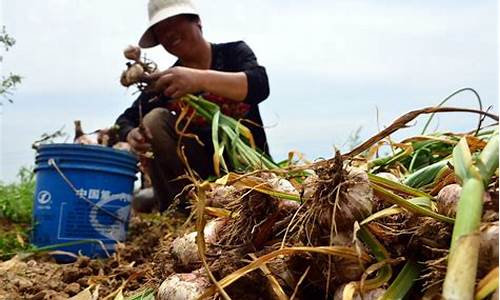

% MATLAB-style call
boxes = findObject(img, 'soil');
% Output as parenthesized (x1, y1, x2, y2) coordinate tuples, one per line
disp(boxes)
(0, 212, 191, 299)
(1, 188, 497, 299)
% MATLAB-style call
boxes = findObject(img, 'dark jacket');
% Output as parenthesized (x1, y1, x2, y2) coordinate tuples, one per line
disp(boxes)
(115, 41, 270, 154)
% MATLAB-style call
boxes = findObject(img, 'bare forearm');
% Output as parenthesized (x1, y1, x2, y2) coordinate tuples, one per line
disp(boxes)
(146, 66, 250, 101)
(196, 70, 248, 102)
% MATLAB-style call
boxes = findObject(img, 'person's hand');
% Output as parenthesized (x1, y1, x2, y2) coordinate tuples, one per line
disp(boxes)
(148, 66, 204, 98)
(126, 127, 152, 154)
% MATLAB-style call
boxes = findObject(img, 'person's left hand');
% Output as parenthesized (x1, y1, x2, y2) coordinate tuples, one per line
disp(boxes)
(147, 66, 203, 99)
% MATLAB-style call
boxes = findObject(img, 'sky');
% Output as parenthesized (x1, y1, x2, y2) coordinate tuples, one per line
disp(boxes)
(0, 0, 498, 182)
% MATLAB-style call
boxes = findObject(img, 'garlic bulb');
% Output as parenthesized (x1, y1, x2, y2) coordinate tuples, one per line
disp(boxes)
(206, 185, 237, 208)
(126, 63, 144, 84)
(120, 63, 144, 87)
(437, 184, 492, 218)
(333, 285, 386, 300)
(123, 45, 141, 61)
(317, 167, 373, 231)
(158, 269, 210, 300)
(302, 173, 318, 201)
(478, 222, 499, 277)
(269, 175, 299, 196)
(172, 232, 199, 267)
(172, 219, 226, 268)
(375, 172, 400, 182)
(436, 184, 462, 218)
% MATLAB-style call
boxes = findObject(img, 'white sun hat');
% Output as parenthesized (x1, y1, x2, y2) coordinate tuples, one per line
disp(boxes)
(139, 0, 199, 48)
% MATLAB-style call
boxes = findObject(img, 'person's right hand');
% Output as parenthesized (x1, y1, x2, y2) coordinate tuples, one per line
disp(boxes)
(126, 127, 152, 154)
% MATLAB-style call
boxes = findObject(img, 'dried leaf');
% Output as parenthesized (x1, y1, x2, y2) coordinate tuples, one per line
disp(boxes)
(70, 286, 94, 300)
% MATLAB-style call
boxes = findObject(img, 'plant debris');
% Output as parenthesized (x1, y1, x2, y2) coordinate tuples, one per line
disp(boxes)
(2, 54, 498, 300)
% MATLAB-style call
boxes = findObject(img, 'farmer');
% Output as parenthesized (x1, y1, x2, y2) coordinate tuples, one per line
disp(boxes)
(115, 0, 270, 212)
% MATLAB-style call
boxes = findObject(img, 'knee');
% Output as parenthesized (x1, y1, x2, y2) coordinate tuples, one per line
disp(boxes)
(142, 108, 179, 153)
(142, 108, 170, 135)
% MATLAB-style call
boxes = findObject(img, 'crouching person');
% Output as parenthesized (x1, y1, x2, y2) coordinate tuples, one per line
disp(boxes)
(115, 0, 270, 212)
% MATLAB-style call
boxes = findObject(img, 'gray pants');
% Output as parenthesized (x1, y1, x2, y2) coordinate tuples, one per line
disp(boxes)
(142, 108, 214, 211)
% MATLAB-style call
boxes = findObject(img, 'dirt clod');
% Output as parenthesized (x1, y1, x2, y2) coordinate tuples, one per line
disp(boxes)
(0, 213, 186, 299)
(64, 282, 81, 296)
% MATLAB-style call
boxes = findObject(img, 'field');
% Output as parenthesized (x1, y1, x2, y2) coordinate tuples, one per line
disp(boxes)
(0, 103, 498, 300)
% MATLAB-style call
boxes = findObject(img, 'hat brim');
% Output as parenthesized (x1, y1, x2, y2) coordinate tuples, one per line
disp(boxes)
(139, 4, 198, 48)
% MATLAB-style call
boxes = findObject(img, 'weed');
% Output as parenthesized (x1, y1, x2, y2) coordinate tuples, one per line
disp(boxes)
(0, 167, 35, 258)
(0, 166, 35, 223)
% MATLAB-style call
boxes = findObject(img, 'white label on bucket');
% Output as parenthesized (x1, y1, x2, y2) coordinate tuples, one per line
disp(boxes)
(37, 190, 52, 205)
(76, 188, 87, 198)
(89, 192, 132, 241)
(57, 193, 131, 242)
(100, 190, 111, 200)
(88, 189, 100, 200)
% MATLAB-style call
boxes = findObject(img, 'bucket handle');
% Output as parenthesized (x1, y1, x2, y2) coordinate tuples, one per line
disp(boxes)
(48, 158, 127, 223)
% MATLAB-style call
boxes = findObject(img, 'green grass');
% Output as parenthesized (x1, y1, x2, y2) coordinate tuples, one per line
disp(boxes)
(0, 167, 35, 258)
(0, 167, 34, 223)
(0, 224, 31, 258)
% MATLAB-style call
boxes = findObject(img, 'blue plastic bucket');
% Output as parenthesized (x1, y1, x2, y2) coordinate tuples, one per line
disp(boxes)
(32, 144, 138, 261)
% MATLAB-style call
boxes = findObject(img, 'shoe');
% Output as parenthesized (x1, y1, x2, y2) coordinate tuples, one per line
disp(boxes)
(132, 187, 158, 213)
